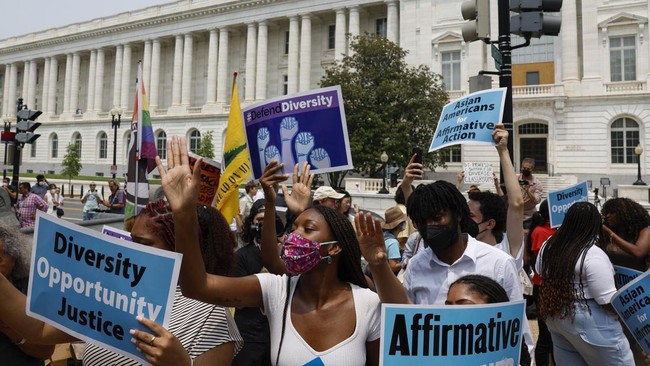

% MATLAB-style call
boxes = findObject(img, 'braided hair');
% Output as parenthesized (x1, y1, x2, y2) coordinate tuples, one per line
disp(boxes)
(601, 197, 650, 243)
(406, 181, 478, 236)
(309, 205, 368, 288)
(450, 274, 509, 303)
(539, 202, 601, 320)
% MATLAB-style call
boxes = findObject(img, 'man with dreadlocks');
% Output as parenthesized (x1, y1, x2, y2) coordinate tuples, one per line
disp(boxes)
(536, 202, 633, 365)
(601, 197, 650, 272)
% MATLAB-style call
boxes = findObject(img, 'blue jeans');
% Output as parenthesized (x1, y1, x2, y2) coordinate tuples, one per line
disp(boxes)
(82, 211, 98, 221)
(545, 299, 633, 366)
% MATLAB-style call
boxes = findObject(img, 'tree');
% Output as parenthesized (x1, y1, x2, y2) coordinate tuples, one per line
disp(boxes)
(320, 34, 449, 188)
(196, 130, 215, 159)
(60, 142, 82, 188)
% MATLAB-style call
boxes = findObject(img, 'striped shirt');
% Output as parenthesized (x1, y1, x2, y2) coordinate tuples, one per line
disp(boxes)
(82, 287, 242, 366)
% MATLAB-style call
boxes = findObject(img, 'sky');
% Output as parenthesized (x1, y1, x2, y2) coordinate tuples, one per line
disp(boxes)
(0, 0, 176, 39)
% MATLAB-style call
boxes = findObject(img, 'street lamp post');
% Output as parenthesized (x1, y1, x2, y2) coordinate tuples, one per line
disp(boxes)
(110, 107, 122, 179)
(634, 144, 646, 186)
(2, 117, 11, 180)
(378, 151, 389, 194)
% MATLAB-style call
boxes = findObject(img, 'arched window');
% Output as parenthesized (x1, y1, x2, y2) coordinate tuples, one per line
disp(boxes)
(50, 133, 58, 159)
(72, 132, 82, 158)
(611, 117, 640, 164)
(189, 130, 201, 154)
(156, 130, 167, 160)
(98, 132, 108, 159)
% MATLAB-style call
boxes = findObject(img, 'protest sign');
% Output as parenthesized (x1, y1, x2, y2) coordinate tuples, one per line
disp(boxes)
(188, 152, 222, 205)
(381, 300, 525, 366)
(101, 225, 132, 242)
(429, 88, 506, 152)
(614, 265, 644, 289)
(547, 181, 589, 228)
(28, 213, 181, 364)
(463, 162, 494, 185)
(242, 86, 353, 180)
(612, 270, 650, 355)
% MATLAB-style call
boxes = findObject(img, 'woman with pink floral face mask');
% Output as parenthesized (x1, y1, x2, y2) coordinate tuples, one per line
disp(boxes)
(158, 137, 381, 366)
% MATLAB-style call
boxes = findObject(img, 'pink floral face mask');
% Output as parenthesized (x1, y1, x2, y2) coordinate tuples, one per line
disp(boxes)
(282, 232, 337, 275)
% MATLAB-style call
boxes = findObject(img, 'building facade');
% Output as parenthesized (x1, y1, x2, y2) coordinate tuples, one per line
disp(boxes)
(0, 0, 648, 189)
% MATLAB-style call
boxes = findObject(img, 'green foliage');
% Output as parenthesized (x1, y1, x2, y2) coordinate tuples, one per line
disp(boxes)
(197, 130, 215, 159)
(320, 34, 449, 186)
(60, 142, 82, 185)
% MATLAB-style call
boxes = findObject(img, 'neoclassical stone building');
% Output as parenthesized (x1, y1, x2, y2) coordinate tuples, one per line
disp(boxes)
(0, 0, 648, 188)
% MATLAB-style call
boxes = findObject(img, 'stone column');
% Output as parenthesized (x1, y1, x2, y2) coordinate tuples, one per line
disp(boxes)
(112, 45, 123, 109)
(63, 54, 73, 113)
(287, 16, 300, 94)
(94, 49, 105, 112)
(2, 65, 10, 116)
(27, 60, 37, 109)
(143, 40, 152, 92)
(41, 58, 50, 113)
(21, 62, 29, 103)
(120, 44, 132, 110)
(299, 14, 312, 91)
(206, 29, 219, 104)
(47, 58, 58, 115)
(245, 23, 257, 101)
(581, 2, 599, 83)
(181, 34, 194, 106)
(150, 39, 161, 110)
(256, 21, 268, 101)
(335, 8, 347, 61)
(7, 64, 17, 116)
(386, 0, 399, 44)
(216, 28, 229, 104)
(348, 6, 360, 55)
(561, 0, 579, 86)
(172, 35, 184, 106)
(70, 52, 81, 113)
(87, 50, 97, 112)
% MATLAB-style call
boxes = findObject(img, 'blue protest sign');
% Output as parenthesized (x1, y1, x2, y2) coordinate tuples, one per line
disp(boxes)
(547, 181, 589, 228)
(429, 88, 506, 152)
(242, 86, 353, 180)
(612, 270, 650, 355)
(28, 213, 181, 364)
(101, 225, 132, 242)
(380, 301, 525, 366)
(614, 265, 644, 289)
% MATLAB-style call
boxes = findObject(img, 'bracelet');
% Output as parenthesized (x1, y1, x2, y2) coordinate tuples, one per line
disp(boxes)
(15, 338, 26, 345)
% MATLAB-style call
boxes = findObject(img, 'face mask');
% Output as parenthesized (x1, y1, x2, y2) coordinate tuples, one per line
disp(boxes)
(282, 232, 337, 275)
(251, 224, 262, 241)
(421, 222, 458, 251)
(2, 183, 6, 187)
(50, 189, 57, 194)
(521, 169, 532, 177)
(40, 181, 47, 186)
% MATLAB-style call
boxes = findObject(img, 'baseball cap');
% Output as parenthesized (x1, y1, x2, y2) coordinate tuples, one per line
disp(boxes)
(313, 186, 345, 202)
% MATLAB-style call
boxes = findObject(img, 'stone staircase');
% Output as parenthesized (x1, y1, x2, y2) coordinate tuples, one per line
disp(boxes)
(536, 174, 579, 200)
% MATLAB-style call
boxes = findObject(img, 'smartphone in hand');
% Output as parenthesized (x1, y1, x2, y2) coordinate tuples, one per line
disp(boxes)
(412, 147, 423, 164)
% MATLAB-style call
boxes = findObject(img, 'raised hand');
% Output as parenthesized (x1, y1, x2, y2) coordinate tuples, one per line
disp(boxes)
(404, 154, 423, 183)
(280, 117, 299, 171)
(155, 136, 201, 214)
(257, 127, 270, 174)
(294, 131, 315, 166)
(309, 148, 331, 169)
(281, 161, 314, 215)
(259, 161, 289, 203)
(355, 212, 387, 266)
(492, 123, 508, 152)
(130, 317, 190, 366)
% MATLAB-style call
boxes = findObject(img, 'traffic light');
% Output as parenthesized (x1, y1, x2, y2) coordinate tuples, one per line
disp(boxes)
(510, 0, 562, 38)
(461, 0, 490, 43)
(15, 108, 42, 144)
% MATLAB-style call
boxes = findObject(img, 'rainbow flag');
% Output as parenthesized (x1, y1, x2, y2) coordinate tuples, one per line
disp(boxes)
(125, 62, 156, 222)
(216, 73, 251, 223)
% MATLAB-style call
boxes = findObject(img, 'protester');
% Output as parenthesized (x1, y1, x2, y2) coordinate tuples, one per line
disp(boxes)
(601, 197, 650, 271)
(55, 187, 64, 218)
(445, 275, 530, 366)
(394, 186, 415, 248)
(519, 158, 543, 229)
(381, 206, 405, 275)
(2, 177, 17, 205)
(0, 224, 54, 365)
(537, 202, 633, 365)
(239, 180, 258, 221)
(400, 231, 424, 270)
(43, 184, 60, 217)
(102, 179, 125, 214)
(81, 182, 103, 221)
(312, 186, 344, 209)
(15, 182, 48, 228)
(30, 174, 48, 199)
(0, 200, 243, 366)
(157, 137, 381, 366)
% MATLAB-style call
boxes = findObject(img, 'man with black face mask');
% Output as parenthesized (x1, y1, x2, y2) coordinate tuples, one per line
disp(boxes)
(518, 157, 542, 229)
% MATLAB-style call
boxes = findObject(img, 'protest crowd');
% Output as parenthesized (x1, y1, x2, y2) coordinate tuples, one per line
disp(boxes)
(0, 78, 649, 365)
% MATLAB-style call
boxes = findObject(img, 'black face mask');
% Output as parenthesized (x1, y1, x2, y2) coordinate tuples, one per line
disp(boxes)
(421, 222, 458, 251)
(521, 169, 532, 177)
(251, 224, 262, 241)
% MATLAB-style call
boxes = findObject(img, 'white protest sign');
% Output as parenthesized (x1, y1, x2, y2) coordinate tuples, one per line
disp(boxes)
(463, 162, 494, 185)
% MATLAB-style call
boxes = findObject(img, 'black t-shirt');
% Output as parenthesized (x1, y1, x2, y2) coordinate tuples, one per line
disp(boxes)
(234, 244, 270, 343)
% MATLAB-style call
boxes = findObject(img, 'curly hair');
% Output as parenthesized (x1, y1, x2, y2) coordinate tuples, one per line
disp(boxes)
(601, 197, 650, 243)
(309, 205, 368, 288)
(450, 274, 509, 304)
(539, 202, 601, 320)
(0, 224, 31, 282)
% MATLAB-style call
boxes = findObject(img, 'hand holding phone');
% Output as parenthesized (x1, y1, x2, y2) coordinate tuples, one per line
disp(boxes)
(412, 147, 423, 165)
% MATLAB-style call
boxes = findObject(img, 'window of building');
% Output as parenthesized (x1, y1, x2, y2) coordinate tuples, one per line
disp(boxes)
(611, 117, 640, 164)
(511, 35, 555, 63)
(30, 142, 36, 158)
(99, 132, 108, 159)
(72, 132, 82, 158)
(328, 25, 336, 49)
(525, 72, 540, 85)
(284, 31, 290, 55)
(518, 123, 548, 135)
(441, 51, 461, 91)
(50, 134, 58, 159)
(376, 18, 387, 38)
(282, 75, 288, 95)
(189, 130, 201, 154)
(441, 145, 462, 163)
(156, 130, 167, 160)
(610, 36, 636, 82)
